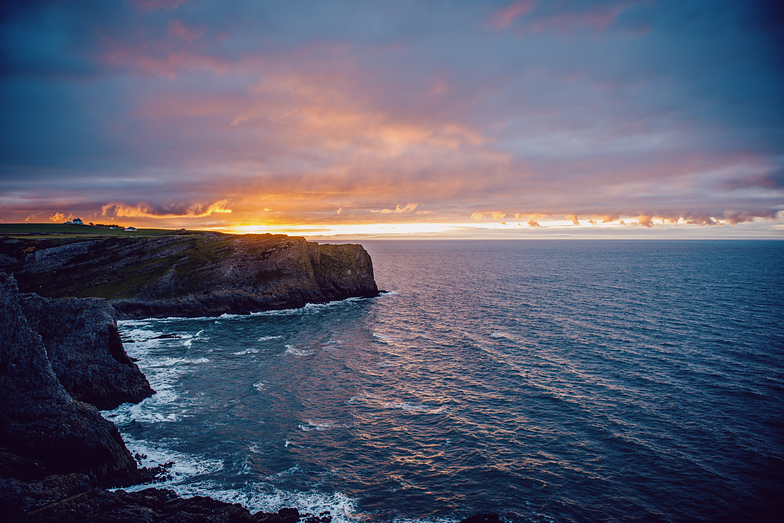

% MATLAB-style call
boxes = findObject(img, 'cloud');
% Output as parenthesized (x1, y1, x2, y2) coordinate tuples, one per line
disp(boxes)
(49, 213, 66, 223)
(129, 0, 190, 12)
(526, 1, 643, 34)
(102, 200, 232, 219)
(635, 215, 654, 228)
(168, 20, 205, 43)
(371, 203, 419, 214)
(492, 1, 537, 30)
(472, 211, 507, 221)
(0, 1, 781, 236)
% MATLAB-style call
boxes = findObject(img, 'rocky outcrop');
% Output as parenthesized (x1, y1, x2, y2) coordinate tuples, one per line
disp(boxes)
(19, 294, 154, 410)
(1, 232, 379, 319)
(0, 478, 325, 522)
(0, 273, 138, 484)
(0, 272, 326, 521)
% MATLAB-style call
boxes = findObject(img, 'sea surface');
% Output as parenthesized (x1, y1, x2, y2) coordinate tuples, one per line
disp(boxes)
(106, 240, 784, 522)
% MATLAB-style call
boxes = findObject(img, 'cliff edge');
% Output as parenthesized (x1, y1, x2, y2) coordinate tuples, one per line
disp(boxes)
(0, 232, 379, 319)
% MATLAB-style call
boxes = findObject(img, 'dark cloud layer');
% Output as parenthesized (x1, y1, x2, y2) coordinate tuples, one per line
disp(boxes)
(0, 0, 782, 233)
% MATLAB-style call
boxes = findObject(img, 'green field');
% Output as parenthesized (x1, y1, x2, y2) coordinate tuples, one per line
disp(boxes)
(0, 223, 176, 238)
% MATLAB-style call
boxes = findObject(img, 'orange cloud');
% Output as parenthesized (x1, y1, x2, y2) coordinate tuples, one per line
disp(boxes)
(472, 211, 507, 221)
(635, 215, 654, 228)
(371, 203, 419, 214)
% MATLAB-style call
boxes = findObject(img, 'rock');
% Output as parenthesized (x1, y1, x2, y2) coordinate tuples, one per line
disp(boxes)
(0, 273, 138, 485)
(0, 478, 317, 522)
(459, 515, 501, 523)
(1, 232, 379, 319)
(19, 294, 154, 410)
(0, 271, 330, 521)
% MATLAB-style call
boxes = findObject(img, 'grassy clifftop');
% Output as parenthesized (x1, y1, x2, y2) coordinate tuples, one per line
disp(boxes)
(0, 228, 378, 317)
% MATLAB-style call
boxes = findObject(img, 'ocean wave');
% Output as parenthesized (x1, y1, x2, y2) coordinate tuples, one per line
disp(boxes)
(164, 484, 359, 523)
(233, 348, 260, 355)
(250, 296, 366, 318)
(258, 335, 284, 341)
(154, 356, 209, 366)
(298, 419, 348, 432)
(104, 385, 183, 423)
(114, 434, 223, 486)
(284, 345, 313, 357)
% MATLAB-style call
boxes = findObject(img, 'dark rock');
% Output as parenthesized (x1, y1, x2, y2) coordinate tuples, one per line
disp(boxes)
(0, 478, 309, 523)
(0, 272, 308, 522)
(0, 273, 138, 485)
(19, 294, 154, 410)
(1, 233, 379, 319)
(460, 515, 502, 523)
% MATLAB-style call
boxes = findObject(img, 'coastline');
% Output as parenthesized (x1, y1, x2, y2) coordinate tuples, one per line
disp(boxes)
(0, 230, 497, 521)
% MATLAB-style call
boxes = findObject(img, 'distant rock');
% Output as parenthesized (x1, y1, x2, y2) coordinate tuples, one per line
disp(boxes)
(19, 294, 154, 410)
(1, 232, 379, 319)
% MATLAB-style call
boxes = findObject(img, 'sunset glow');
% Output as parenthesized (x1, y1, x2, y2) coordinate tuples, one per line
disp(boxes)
(1, 1, 782, 238)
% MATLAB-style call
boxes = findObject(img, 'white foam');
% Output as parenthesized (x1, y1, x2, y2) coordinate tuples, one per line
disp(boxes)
(298, 419, 348, 432)
(169, 483, 359, 523)
(249, 296, 365, 318)
(258, 335, 284, 341)
(116, 434, 223, 484)
(284, 345, 314, 357)
(154, 356, 209, 367)
(233, 348, 260, 355)
(253, 381, 266, 392)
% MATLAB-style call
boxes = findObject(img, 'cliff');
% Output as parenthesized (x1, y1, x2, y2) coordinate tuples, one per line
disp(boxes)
(19, 294, 154, 410)
(0, 232, 378, 318)
(0, 272, 329, 522)
(0, 273, 138, 484)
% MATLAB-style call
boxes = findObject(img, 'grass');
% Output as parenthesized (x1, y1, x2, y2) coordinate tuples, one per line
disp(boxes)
(1, 227, 298, 300)
(0, 223, 174, 238)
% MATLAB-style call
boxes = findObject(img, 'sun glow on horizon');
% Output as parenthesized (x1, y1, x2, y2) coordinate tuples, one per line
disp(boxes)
(217, 215, 780, 239)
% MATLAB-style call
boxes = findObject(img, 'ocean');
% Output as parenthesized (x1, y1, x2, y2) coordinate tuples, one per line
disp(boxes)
(105, 240, 784, 522)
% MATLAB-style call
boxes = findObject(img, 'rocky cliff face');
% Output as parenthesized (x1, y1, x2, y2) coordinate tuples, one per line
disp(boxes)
(19, 294, 154, 410)
(0, 273, 327, 521)
(0, 232, 378, 318)
(0, 273, 138, 484)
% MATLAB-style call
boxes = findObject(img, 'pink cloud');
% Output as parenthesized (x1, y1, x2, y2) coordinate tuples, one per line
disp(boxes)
(168, 20, 205, 43)
(491, 1, 537, 30)
(523, 1, 646, 34)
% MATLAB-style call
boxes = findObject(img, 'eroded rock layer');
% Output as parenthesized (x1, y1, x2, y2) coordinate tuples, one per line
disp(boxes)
(0, 232, 379, 319)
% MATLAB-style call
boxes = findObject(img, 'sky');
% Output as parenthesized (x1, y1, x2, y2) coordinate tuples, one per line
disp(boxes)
(1, 0, 783, 239)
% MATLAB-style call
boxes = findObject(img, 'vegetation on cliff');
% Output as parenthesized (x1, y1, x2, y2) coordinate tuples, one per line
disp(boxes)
(0, 229, 378, 318)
